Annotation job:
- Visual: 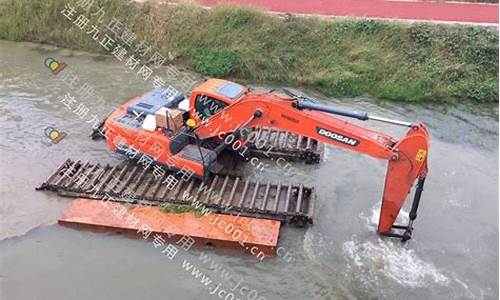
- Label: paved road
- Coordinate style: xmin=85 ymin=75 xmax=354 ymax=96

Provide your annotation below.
xmin=198 ymin=0 xmax=499 ymax=25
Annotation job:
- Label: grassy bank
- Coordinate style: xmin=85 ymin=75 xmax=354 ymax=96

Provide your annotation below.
xmin=0 ymin=0 xmax=498 ymax=102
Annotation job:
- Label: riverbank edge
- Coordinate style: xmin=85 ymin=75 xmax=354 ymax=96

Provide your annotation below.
xmin=0 ymin=0 xmax=498 ymax=103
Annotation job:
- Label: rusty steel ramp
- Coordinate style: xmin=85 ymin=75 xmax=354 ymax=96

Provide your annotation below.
xmin=37 ymin=159 xmax=316 ymax=226
xmin=60 ymin=198 xmax=281 ymax=255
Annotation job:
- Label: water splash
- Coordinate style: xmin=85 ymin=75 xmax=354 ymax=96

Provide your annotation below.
xmin=359 ymin=204 xmax=409 ymax=232
xmin=347 ymin=205 xmax=450 ymax=288
xmin=343 ymin=236 xmax=449 ymax=288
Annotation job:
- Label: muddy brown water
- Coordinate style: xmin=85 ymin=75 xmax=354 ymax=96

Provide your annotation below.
xmin=0 ymin=39 xmax=498 ymax=299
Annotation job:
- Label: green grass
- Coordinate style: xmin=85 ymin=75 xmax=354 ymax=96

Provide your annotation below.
xmin=159 ymin=203 xmax=204 ymax=217
xmin=0 ymin=0 xmax=498 ymax=102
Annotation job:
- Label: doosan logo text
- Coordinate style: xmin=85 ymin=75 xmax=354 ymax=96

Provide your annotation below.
xmin=316 ymin=127 xmax=359 ymax=146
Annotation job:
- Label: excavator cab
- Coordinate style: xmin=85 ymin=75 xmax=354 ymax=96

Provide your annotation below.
xmin=102 ymin=86 xmax=221 ymax=181
xmin=188 ymin=79 xmax=247 ymax=124
xmin=102 ymin=79 xmax=251 ymax=182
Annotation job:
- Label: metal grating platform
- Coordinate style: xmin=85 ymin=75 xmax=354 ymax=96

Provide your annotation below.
xmin=37 ymin=159 xmax=316 ymax=226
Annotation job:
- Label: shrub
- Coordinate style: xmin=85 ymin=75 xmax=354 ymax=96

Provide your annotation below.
xmin=193 ymin=48 xmax=243 ymax=77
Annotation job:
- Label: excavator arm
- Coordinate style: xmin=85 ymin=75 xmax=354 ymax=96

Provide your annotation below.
xmin=194 ymin=92 xmax=430 ymax=240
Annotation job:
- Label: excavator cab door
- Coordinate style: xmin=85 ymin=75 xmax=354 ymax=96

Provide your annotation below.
xmin=194 ymin=94 xmax=228 ymax=121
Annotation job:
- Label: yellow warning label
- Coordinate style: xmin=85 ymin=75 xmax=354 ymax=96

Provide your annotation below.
xmin=416 ymin=149 xmax=427 ymax=162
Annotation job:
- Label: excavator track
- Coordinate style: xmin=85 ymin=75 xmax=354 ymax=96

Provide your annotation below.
xmin=246 ymin=127 xmax=324 ymax=164
xmin=37 ymin=159 xmax=316 ymax=226
xmin=91 ymin=124 xmax=324 ymax=164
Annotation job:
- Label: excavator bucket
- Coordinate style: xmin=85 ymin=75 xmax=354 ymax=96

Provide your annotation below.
xmin=378 ymin=124 xmax=430 ymax=238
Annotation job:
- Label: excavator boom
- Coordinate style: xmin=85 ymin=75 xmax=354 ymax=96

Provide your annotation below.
xmin=194 ymin=91 xmax=430 ymax=239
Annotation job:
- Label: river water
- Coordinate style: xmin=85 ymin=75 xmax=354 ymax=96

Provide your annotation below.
xmin=0 ymin=39 xmax=498 ymax=300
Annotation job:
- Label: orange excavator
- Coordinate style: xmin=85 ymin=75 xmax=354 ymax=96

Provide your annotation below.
xmin=102 ymin=78 xmax=429 ymax=241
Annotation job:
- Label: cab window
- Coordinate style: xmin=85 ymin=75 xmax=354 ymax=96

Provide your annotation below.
xmin=195 ymin=95 xmax=227 ymax=120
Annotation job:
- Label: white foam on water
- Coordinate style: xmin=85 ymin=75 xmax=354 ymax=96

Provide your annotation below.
xmin=342 ymin=237 xmax=450 ymax=288
xmin=453 ymin=277 xmax=475 ymax=299
xmin=359 ymin=204 xmax=409 ymax=232
xmin=347 ymin=205 xmax=450 ymax=288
